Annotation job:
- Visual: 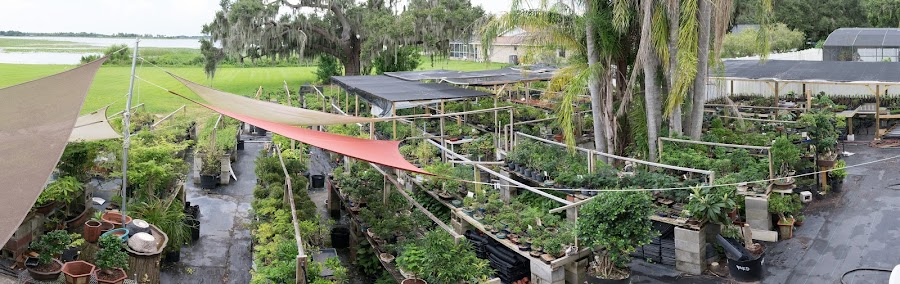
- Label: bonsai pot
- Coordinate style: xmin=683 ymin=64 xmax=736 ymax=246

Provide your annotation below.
xmin=34 ymin=201 xmax=59 ymax=215
xmin=101 ymin=211 xmax=133 ymax=228
xmin=200 ymin=174 xmax=218 ymax=189
xmin=585 ymin=274 xmax=632 ymax=284
xmin=773 ymin=177 xmax=795 ymax=189
xmin=540 ymin=253 xmax=556 ymax=263
xmin=777 ymin=217 xmax=795 ymax=240
xmin=62 ymin=260 xmax=95 ymax=284
xmin=94 ymin=268 xmax=127 ymax=284
xmin=102 ymin=228 xmax=131 ymax=243
xmin=816 ymin=156 xmax=837 ymax=168
xmin=126 ymin=219 xmax=152 ymax=236
xmin=64 ymin=205 xmax=91 ymax=230
xmin=379 ymin=253 xmax=395 ymax=263
xmin=401 ymin=279 xmax=427 ymax=284
xmin=84 ymin=220 xmax=103 ymax=243
xmin=28 ymin=258 xmax=63 ymax=281
xmin=99 ymin=221 xmax=115 ymax=235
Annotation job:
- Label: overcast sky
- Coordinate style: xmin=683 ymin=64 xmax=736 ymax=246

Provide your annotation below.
xmin=0 ymin=0 xmax=515 ymax=36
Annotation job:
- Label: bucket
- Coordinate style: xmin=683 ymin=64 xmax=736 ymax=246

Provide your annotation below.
xmin=311 ymin=175 xmax=325 ymax=189
xmin=331 ymin=227 xmax=350 ymax=249
xmin=727 ymin=252 xmax=765 ymax=282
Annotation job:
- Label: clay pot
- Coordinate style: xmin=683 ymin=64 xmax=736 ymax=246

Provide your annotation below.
xmin=93 ymin=268 xmax=127 ymax=284
xmin=84 ymin=220 xmax=102 ymax=243
xmin=62 ymin=261 xmax=95 ymax=284
xmin=101 ymin=211 xmax=132 ymax=229
xmin=27 ymin=259 xmax=63 ymax=281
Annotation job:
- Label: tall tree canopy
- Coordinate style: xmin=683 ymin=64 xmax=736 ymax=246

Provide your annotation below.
xmin=201 ymin=0 xmax=484 ymax=77
xmin=735 ymin=0 xmax=868 ymax=44
xmin=861 ymin=0 xmax=900 ymax=28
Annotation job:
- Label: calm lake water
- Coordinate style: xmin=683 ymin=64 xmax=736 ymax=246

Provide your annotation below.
xmin=0 ymin=36 xmax=201 ymax=64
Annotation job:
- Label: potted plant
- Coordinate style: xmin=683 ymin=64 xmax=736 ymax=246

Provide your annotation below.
xmin=396 ymin=230 xmax=491 ymax=284
xmin=199 ymin=144 xmax=223 ymax=189
xmin=771 ymin=137 xmax=800 ymax=188
xmin=62 ymin=260 xmax=95 ymax=284
xmin=683 ymin=186 xmax=736 ymax=225
xmin=768 ymin=194 xmax=800 ymax=240
xmin=27 ymin=230 xmax=71 ymax=281
xmin=34 ymin=176 xmax=82 ymax=215
xmin=93 ymin=234 xmax=129 ymax=284
xmin=830 ymin=160 xmax=848 ymax=192
xmin=579 ymin=191 xmax=655 ymax=282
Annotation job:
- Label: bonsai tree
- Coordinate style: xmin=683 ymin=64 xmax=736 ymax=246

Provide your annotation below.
xmin=31 ymin=230 xmax=71 ymax=268
xmin=767 ymin=194 xmax=801 ymax=223
xmin=684 ymin=186 xmax=737 ymax=225
xmin=578 ymin=191 xmax=655 ymax=279
xmin=771 ymin=136 xmax=801 ymax=178
xmin=94 ymin=234 xmax=129 ymax=279
xmin=36 ymin=176 xmax=82 ymax=208
xmin=396 ymin=230 xmax=492 ymax=283
xmin=831 ymin=160 xmax=848 ymax=181
xmin=799 ymin=110 xmax=838 ymax=159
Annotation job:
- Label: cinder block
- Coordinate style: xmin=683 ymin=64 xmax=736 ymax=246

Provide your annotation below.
xmin=676 ymin=240 xmax=703 ymax=254
xmin=676 ymin=260 xmax=704 ymax=275
xmin=675 ymin=249 xmax=703 ymax=263
xmin=674 ymin=227 xmax=701 ymax=243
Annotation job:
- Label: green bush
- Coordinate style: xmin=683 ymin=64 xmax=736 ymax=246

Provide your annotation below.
xmin=315 ymin=54 xmax=343 ymax=83
xmin=578 ymin=191 xmax=655 ymax=271
xmin=95 ymin=234 xmax=129 ymax=272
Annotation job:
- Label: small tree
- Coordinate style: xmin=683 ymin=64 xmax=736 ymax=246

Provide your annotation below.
xmin=315 ymin=54 xmax=343 ymax=83
xmin=95 ymin=235 xmax=129 ymax=275
xmin=30 ymin=230 xmax=71 ymax=267
xmin=771 ymin=136 xmax=800 ymax=177
xmin=578 ymin=191 xmax=655 ymax=279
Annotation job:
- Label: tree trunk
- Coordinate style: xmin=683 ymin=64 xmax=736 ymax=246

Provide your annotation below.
xmin=668 ymin=1 xmax=683 ymax=136
xmin=641 ymin=0 xmax=662 ymax=162
xmin=689 ymin=0 xmax=711 ymax=139
xmin=585 ymin=1 xmax=609 ymax=163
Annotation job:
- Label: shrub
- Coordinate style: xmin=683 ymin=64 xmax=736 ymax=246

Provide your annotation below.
xmin=578 ymin=191 xmax=655 ymax=275
xmin=95 ymin=235 xmax=128 ymax=273
xmin=30 ymin=230 xmax=71 ymax=266
xmin=315 ymin=54 xmax=343 ymax=83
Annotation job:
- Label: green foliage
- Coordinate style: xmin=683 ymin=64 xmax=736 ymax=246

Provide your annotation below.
xmin=735 ymin=0 xmax=868 ymax=43
xmin=832 ymin=160 xmax=848 ymax=180
xmin=396 ymin=230 xmax=493 ymax=283
xmin=684 ymin=186 xmax=737 ymax=225
xmin=58 ymin=141 xmax=99 ymax=182
xmin=37 ymin=176 xmax=82 ymax=207
xmin=768 ymin=194 xmax=802 ymax=221
xmin=30 ymin=230 xmax=71 ymax=265
xmin=861 ymin=0 xmax=900 ymax=27
xmin=129 ymin=197 xmax=192 ymax=253
xmin=771 ymin=136 xmax=801 ymax=176
xmin=373 ymin=46 xmax=421 ymax=74
xmin=95 ymin=234 xmax=128 ymax=271
xmin=80 ymin=44 xmax=132 ymax=65
xmin=578 ymin=192 xmax=655 ymax=268
xmin=315 ymin=54 xmax=343 ymax=83
xmin=799 ymin=109 xmax=838 ymax=155
xmin=722 ymin=23 xmax=804 ymax=58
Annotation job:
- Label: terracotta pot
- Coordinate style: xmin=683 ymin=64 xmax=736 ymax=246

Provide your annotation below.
xmin=27 ymin=259 xmax=63 ymax=281
xmin=101 ymin=211 xmax=132 ymax=228
xmin=62 ymin=261 xmax=95 ymax=284
xmin=99 ymin=221 xmax=115 ymax=235
xmin=401 ymin=279 xmax=427 ymax=284
xmin=777 ymin=217 xmax=795 ymax=240
xmin=93 ymin=268 xmax=127 ymax=284
xmin=84 ymin=220 xmax=102 ymax=243
xmin=34 ymin=201 xmax=59 ymax=215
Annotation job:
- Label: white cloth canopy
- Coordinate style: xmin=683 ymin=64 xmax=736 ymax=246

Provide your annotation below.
xmin=68 ymin=106 xmax=121 ymax=142
xmin=170 ymin=74 xmax=381 ymax=126
xmin=0 ymin=58 xmax=106 ymax=245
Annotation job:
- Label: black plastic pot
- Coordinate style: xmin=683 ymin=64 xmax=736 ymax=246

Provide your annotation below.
xmin=200 ymin=174 xmax=218 ymax=189
xmin=237 ymin=140 xmax=245 ymax=150
xmin=256 ymin=127 xmax=268 ymax=136
xmin=727 ymin=252 xmax=765 ymax=282
xmin=311 ymin=175 xmax=325 ymax=189
xmin=331 ymin=227 xmax=350 ymax=249
xmin=163 ymin=249 xmax=181 ymax=263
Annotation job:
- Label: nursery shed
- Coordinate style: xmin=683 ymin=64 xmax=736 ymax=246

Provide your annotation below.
xmin=822 ymin=28 xmax=900 ymax=62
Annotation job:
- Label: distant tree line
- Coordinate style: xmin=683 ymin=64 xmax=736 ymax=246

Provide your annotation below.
xmin=0 ymin=30 xmax=205 ymax=39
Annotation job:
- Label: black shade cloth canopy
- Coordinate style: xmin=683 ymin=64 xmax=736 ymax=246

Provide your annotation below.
xmin=384 ymin=65 xmax=558 ymax=86
xmin=724 ymin=60 xmax=900 ymax=83
xmin=330 ymin=75 xmax=493 ymax=116
xmin=823 ymin=28 xmax=900 ymax=47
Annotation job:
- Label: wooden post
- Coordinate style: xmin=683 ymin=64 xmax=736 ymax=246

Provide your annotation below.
xmin=773 ymin=81 xmax=780 ymax=117
xmin=805 ymin=89 xmax=812 ymax=112
xmin=354 ymin=95 xmax=359 ymax=116
xmin=383 ymin=176 xmax=389 ymax=204
xmin=369 ymin=121 xmax=375 ymax=140
xmin=768 ymin=150 xmax=775 ymax=180
xmin=295 ymin=255 xmax=307 ymax=284
xmin=730 ymin=80 xmax=734 ymax=97
xmin=876 ymin=85 xmax=882 ymax=139
xmin=344 ymin=89 xmax=349 ymax=113
xmin=392 ymin=103 xmax=397 ymax=140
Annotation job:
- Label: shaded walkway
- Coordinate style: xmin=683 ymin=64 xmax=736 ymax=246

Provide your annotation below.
xmin=160 ymin=136 xmax=264 ymax=284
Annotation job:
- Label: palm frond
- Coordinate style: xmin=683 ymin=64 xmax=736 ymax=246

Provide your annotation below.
xmin=652 ymin=2 xmax=671 ymax=71
xmin=666 ymin=0 xmax=699 ymax=116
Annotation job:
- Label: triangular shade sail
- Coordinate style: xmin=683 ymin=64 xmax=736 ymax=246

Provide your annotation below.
xmin=69 ymin=106 xmax=121 ymax=142
xmin=168 ymin=75 xmax=428 ymax=175
xmin=0 ymin=58 xmax=106 ymax=245
xmin=170 ymin=74 xmax=381 ymax=126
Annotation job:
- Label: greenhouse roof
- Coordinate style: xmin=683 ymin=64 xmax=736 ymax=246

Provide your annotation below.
xmin=384 ymin=65 xmax=558 ymax=86
xmin=723 ymin=60 xmax=900 ymax=83
xmin=330 ymin=75 xmax=492 ymax=103
xmin=823 ymin=28 xmax=900 ymax=47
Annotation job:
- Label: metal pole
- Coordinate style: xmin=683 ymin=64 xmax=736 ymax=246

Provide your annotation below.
xmin=121 ymin=38 xmax=139 ymax=225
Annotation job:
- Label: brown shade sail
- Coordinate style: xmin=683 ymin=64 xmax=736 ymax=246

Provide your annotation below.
xmin=170 ymin=74 xmax=381 ymax=126
xmin=68 ymin=106 xmax=121 ymax=142
xmin=167 ymin=75 xmax=429 ymax=175
xmin=0 ymin=58 xmax=106 ymax=245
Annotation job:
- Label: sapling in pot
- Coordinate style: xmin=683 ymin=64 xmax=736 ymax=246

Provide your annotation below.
xmin=27 ymin=230 xmax=71 ymax=280
xmin=93 ymin=234 xmax=129 ymax=283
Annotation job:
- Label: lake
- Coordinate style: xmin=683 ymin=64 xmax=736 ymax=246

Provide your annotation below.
xmin=0 ymin=36 xmax=201 ymax=64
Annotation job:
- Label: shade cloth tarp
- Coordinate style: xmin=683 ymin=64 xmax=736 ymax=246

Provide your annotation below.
xmin=169 ymin=75 xmax=429 ymax=175
xmin=170 ymin=74 xmax=379 ymax=126
xmin=723 ymin=60 xmax=900 ymax=83
xmin=0 ymin=58 xmax=106 ymax=245
xmin=384 ymin=65 xmax=559 ymax=83
xmin=69 ymin=106 xmax=121 ymax=142
xmin=330 ymin=75 xmax=493 ymax=116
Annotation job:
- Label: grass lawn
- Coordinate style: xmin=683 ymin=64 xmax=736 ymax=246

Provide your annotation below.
xmin=0 ymin=59 xmax=508 ymax=116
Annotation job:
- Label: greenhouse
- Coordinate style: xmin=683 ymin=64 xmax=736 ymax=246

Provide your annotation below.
xmin=822 ymin=28 xmax=900 ymax=62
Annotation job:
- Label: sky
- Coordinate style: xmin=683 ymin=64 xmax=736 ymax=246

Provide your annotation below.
xmin=0 ymin=0 xmax=515 ymax=36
